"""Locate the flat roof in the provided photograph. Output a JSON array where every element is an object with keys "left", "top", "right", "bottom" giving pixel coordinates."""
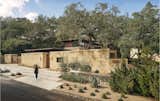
[{"left": 24, "top": 48, "right": 68, "bottom": 52}]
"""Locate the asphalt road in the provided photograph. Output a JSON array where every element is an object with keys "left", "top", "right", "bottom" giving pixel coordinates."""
[{"left": 1, "top": 76, "right": 82, "bottom": 101}]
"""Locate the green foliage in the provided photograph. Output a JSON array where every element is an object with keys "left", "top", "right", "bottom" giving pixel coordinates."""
[
  {"left": 80, "top": 65, "right": 92, "bottom": 72},
  {"left": 102, "top": 93, "right": 110, "bottom": 99},
  {"left": 91, "top": 77, "right": 100, "bottom": 88},
  {"left": 16, "top": 72, "right": 22, "bottom": 75},
  {"left": 94, "top": 70, "right": 99, "bottom": 73},
  {"left": 11, "top": 73, "right": 16, "bottom": 76},
  {"left": 106, "top": 91, "right": 111, "bottom": 95},
  {"left": 68, "top": 87, "right": 72, "bottom": 90},
  {"left": 83, "top": 86, "right": 87, "bottom": 90},
  {"left": 68, "top": 62, "right": 92, "bottom": 72},
  {"left": 95, "top": 89, "right": 99, "bottom": 93},
  {"left": 121, "top": 93, "right": 127, "bottom": 98},
  {"left": 109, "top": 58, "right": 159, "bottom": 99},
  {"left": 74, "top": 84, "right": 77, "bottom": 88},
  {"left": 61, "top": 73, "right": 89, "bottom": 84},
  {"left": 1, "top": 2, "right": 158, "bottom": 58},
  {"left": 60, "top": 63, "right": 69, "bottom": 72},
  {"left": 68, "top": 62, "right": 81, "bottom": 70},
  {"left": 60, "top": 85, "right": 64, "bottom": 89},
  {"left": 118, "top": 97, "right": 123, "bottom": 101},
  {"left": 78, "top": 88, "right": 85, "bottom": 93},
  {"left": 90, "top": 92, "right": 96, "bottom": 96}
]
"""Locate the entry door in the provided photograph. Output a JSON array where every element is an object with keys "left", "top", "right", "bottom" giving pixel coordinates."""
[{"left": 46, "top": 53, "right": 50, "bottom": 68}]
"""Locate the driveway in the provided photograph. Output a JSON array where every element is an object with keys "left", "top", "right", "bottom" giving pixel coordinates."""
[
  {"left": 1, "top": 76, "right": 83, "bottom": 101},
  {"left": 0, "top": 64, "right": 62, "bottom": 90}
]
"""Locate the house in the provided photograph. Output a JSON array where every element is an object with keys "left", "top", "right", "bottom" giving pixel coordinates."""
[
  {"left": 20, "top": 46, "right": 127, "bottom": 74},
  {"left": 21, "top": 48, "right": 67, "bottom": 68},
  {"left": 3, "top": 39, "right": 128, "bottom": 74},
  {"left": 49, "top": 48, "right": 127, "bottom": 74}
]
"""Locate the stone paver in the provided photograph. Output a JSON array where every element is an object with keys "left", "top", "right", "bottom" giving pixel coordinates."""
[{"left": 0, "top": 64, "right": 62, "bottom": 90}]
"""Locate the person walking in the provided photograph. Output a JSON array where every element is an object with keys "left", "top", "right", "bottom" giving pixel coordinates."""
[{"left": 34, "top": 65, "right": 39, "bottom": 79}]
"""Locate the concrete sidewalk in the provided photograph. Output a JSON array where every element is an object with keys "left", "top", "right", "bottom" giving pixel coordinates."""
[{"left": 0, "top": 64, "right": 62, "bottom": 90}]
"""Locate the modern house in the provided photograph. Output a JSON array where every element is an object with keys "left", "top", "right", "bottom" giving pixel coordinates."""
[
  {"left": 4, "top": 39, "right": 128, "bottom": 74},
  {"left": 19, "top": 40, "right": 127, "bottom": 74}
]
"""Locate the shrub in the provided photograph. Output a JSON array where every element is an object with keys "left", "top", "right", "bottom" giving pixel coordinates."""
[
  {"left": 90, "top": 92, "right": 96, "bottom": 96},
  {"left": 95, "top": 89, "right": 99, "bottom": 93},
  {"left": 65, "top": 83, "right": 69, "bottom": 86},
  {"left": 78, "top": 88, "right": 84, "bottom": 93},
  {"left": 94, "top": 70, "right": 99, "bottom": 73},
  {"left": 109, "top": 58, "right": 159, "bottom": 99},
  {"left": 1, "top": 69, "right": 10, "bottom": 73},
  {"left": 102, "top": 93, "right": 110, "bottom": 99},
  {"left": 80, "top": 65, "right": 91, "bottom": 72},
  {"left": 61, "top": 73, "right": 89, "bottom": 84},
  {"left": 60, "top": 63, "right": 69, "bottom": 72},
  {"left": 69, "top": 87, "right": 72, "bottom": 90},
  {"left": 67, "top": 62, "right": 92, "bottom": 72},
  {"left": 106, "top": 91, "right": 111, "bottom": 95},
  {"left": 83, "top": 86, "right": 87, "bottom": 90},
  {"left": 74, "top": 84, "right": 77, "bottom": 88},
  {"left": 16, "top": 72, "right": 22, "bottom": 75},
  {"left": 11, "top": 73, "right": 16, "bottom": 76},
  {"left": 60, "top": 85, "right": 64, "bottom": 89},
  {"left": 118, "top": 97, "right": 123, "bottom": 101},
  {"left": 121, "top": 93, "right": 127, "bottom": 98},
  {"left": 91, "top": 77, "right": 100, "bottom": 88},
  {"left": 68, "top": 62, "right": 81, "bottom": 70},
  {"left": 4, "top": 69, "right": 10, "bottom": 73}
]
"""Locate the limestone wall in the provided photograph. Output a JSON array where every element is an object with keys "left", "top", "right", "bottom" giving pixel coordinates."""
[
  {"left": 21, "top": 52, "right": 47, "bottom": 68},
  {"left": 49, "top": 49, "right": 116, "bottom": 74},
  {"left": 0, "top": 54, "right": 4, "bottom": 64}
]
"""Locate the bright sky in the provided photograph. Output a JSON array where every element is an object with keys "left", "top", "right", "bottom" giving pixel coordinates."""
[{"left": 0, "top": 0, "right": 159, "bottom": 21}]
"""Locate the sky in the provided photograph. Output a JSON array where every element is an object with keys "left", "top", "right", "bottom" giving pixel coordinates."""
[{"left": 0, "top": 0, "right": 159, "bottom": 21}]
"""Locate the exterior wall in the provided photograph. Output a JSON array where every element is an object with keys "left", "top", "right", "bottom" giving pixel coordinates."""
[
  {"left": 130, "top": 48, "right": 138, "bottom": 59},
  {"left": 49, "top": 48, "right": 124, "bottom": 74},
  {"left": 4, "top": 54, "right": 12, "bottom": 63},
  {"left": 12, "top": 54, "right": 18, "bottom": 63},
  {"left": 21, "top": 52, "right": 48, "bottom": 68},
  {"left": 4, "top": 54, "right": 18, "bottom": 64},
  {"left": 18, "top": 56, "right": 21, "bottom": 64},
  {"left": 0, "top": 54, "right": 4, "bottom": 64}
]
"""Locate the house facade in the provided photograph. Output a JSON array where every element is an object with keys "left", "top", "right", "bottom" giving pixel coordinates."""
[
  {"left": 19, "top": 47, "right": 127, "bottom": 74},
  {"left": 3, "top": 40, "right": 128, "bottom": 74}
]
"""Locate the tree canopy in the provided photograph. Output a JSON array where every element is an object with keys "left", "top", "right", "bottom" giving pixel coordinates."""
[{"left": 0, "top": 2, "right": 159, "bottom": 58}]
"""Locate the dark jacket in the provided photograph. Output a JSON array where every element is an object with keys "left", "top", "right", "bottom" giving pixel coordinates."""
[{"left": 34, "top": 67, "right": 39, "bottom": 74}]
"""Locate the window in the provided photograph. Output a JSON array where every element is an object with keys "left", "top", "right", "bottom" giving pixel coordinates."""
[
  {"left": 57, "top": 57, "right": 63, "bottom": 63},
  {"left": 110, "top": 53, "right": 116, "bottom": 58}
]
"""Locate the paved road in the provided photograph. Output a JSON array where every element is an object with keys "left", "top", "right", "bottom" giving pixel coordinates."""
[{"left": 1, "top": 76, "right": 82, "bottom": 101}]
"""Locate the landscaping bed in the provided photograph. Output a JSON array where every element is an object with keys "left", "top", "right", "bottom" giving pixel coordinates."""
[{"left": 57, "top": 81, "right": 154, "bottom": 101}]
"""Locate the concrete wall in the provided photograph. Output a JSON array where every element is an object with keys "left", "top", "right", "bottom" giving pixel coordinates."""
[
  {"left": 4, "top": 54, "right": 18, "bottom": 64},
  {"left": 21, "top": 52, "right": 48, "bottom": 68},
  {"left": 49, "top": 48, "right": 123, "bottom": 74}
]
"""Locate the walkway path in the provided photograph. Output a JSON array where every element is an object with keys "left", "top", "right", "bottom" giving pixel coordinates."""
[{"left": 0, "top": 64, "right": 62, "bottom": 90}]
